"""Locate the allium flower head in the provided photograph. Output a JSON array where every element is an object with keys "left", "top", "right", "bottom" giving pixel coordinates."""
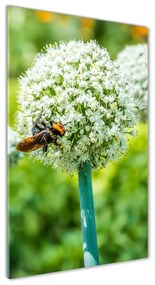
[
  {"left": 16, "top": 40, "right": 141, "bottom": 173},
  {"left": 116, "top": 44, "right": 148, "bottom": 120}
]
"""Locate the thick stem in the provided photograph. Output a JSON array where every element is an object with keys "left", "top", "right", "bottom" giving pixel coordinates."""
[{"left": 78, "top": 160, "right": 99, "bottom": 267}]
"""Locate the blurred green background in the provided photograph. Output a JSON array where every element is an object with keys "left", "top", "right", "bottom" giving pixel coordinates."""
[{"left": 8, "top": 6, "right": 148, "bottom": 278}]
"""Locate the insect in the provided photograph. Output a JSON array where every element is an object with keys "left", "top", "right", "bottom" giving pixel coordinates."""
[{"left": 16, "top": 116, "right": 65, "bottom": 153}]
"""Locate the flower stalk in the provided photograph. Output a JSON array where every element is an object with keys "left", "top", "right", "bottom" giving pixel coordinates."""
[{"left": 78, "top": 160, "right": 99, "bottom": 267}]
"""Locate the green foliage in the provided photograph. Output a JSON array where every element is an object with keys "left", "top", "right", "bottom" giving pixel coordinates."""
[
  {"left": 95, "top": 124, "right": 148, "bottom": 264},
  {"left": 8, "top": 79, "right": 18, "bottom": 126},
  {"left": 9, "top": 159, "right": 83, "bottom": 277},
  {"left": 8, "top": 6, "right": 147, "bottom": 77}
]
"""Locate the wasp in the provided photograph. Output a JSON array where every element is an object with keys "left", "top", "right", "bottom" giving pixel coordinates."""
[{"left": 16, "top": 116, "right": 65, "bottom": 153}]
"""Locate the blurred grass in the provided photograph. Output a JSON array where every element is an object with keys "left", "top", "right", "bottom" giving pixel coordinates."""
[
  {"left": 8, "top": 6, "right": 148, "bottom": 77},
  {"left": 8, "top": 6, "right": 148, "bottom": 278},
  {"left": 8, "top": 79, "right": 18, "bottom": 126}
]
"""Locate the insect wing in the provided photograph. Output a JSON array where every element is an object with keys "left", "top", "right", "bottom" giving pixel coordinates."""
[{"left": 16, "top": 131, "right": 46, "bottom": 152}]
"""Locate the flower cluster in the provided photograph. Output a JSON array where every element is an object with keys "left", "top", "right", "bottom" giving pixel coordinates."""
[
  {"left": 16, "top": 40, "right": 141, "bottom": 173},
  {"left": 116, "top": 44, "right": 148, "bottom": 120},
  {"left": 8, "top": 126, "right": 23, "bottom": 166}
]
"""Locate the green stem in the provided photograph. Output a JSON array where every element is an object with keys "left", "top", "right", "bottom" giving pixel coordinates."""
[{"left": 78, "top": 160, "right": 99, "bottom": 267}]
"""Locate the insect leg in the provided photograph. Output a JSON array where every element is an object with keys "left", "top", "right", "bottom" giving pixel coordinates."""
[
  {"left": 54, "top": 137, "right": 59, "bottom": 146},
  {"left": 40, "top": 121, "right": 47, "bottom": 129},
  {"left": 32, "top": 119, "right": 48, "bottom": 135},
  {"left": 31, "top": 123, "right": 43, "bottom": 135},
  {"left": 32, "top": 109, "right": 46, "bottom": 134},
  {"left": 43, "top": 145, "right": 48, "bottom": 152}
]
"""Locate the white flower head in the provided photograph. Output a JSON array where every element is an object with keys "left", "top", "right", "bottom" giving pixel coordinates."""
[
  {"left": 116, "top": 44, "right": 148, "bottom": 120},
  {"left": 16, "top": 40, "right": 141, "bottom": 173}
]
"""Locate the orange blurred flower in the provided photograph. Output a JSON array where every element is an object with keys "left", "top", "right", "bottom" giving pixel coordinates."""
[
  {"left": 35, "top": 10, "right": 54, "bottom": 23},
  {"left": 131, "top": 26, "right": 148, "bottom": 38},
  {"left": 80, "top": 17, "right": 95, "bottom": 40},
  {"left": 80, "top": 17, "right": 95, "bottom": 30}
]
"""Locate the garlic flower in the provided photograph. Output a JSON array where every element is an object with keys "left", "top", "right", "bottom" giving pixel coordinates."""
[
  {"left": 116, "top": 44, "right": 148, "bottom": 120},
  {"left": 16, "top": 40, "right": 142, "bottom": 173}
]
